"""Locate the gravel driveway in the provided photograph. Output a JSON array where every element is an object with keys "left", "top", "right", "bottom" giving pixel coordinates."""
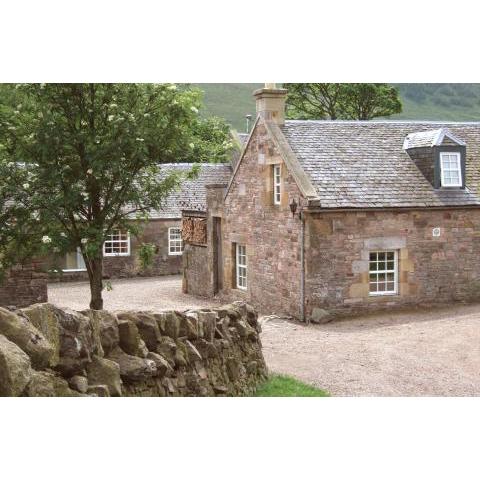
[
  {"left": 48, "top": 275, "right": 220, "bottom": 312},
  {"left": 261, "top": 304, "right": 480, "bottom": 396},
  {"left": 49, "top": 276, "right": 480, "bottom": 396}
]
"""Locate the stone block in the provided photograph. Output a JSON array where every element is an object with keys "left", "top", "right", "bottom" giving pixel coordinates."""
[
  {"left": 349, "top": 283, "right": 369, "bottom": 298},
  {"left": 0, "top": 306, "right": 55, "bottom": 370},
  {"left": 86, "top": 356, "right": 122, "bottom": 396},
  {"left": 0, "top": 333, "right": 32, "bottom": 396}
]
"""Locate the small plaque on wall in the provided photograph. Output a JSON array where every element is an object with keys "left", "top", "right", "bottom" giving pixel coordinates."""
[{"left": 432, "top": 227, "right": 441, "bottom": 237}]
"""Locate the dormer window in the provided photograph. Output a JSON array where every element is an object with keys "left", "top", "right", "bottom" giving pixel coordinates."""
[
  {"left": 440, "top": 152, "right": 462, "bottom": 187},
  {"left": 404, "top": 128, "right": 466, "bottom": 190}
]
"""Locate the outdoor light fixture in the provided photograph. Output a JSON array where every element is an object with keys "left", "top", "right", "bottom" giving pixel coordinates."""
[{"left": 289, "top": 197, "right": 298, "bottom": 217}]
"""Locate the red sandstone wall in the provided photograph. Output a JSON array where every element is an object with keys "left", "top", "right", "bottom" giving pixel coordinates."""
[
  {"left": 50, "top": 219, "right": 183, "bottom": 282},
  {"left": 103, "top": 219, "right": 183, "bottom": 278},
  {"left": 305, "top": 208, "right": 480, "bottom": 318},
  {"left": 221, "top": 120, "right": 304, "bottom": 317}
]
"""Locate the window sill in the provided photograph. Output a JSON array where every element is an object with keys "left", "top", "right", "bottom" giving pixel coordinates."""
[
  {"left": 168, "top": 252, "right": 183, "bottom": 256},
  {"left": 62, "top": 269, "right": 87, "bottom": 273},
  {"left": 103, "top": 253, "right": 130, "bottom": 257},
  {"left": 369, "top": 292, "right": 398, "bottom": 297}
]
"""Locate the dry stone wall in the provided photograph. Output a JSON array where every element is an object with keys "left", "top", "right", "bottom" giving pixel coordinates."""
[{"left": 0, "top": 301, "right": 267, "bottom": 397}]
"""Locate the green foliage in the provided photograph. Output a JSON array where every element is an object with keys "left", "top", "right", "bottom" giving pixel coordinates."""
[
  {"left": 138, "top": 242, "right": 157, "bottom": 270},
  {"left": 185, "top": 116, "right": 236, "bottom": 164},
  {"left": 196, "top": 84, "right": 480, "bottom": 127},
  {"left": 0, "top": 83, "right": 230, "bottom": 306},
  {"left": 254, "top": 374, "right": 329, "bottom": 397},
  {"left": 283, "top": 83, "right": 402, "bottom": 120},
  {"left": 394, "top": 84, "right": 480, "bottom": 120}
]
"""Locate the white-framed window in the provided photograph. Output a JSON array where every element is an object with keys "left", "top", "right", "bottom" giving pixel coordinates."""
[
  {"left": 369, "top": 251, "right": 398, "bottom": 296},
  {"left": 236, "top": 244, "right": 247, "bottom": 290},
  {"left": 273, "top": 164, "right": 282, "bottom": 205},
  {"left": 168, "top": 227, "right": 183, "bottom": 255},
  {"left": 103, "top": 230, "right": 130, "bottom": 256},
  {"left": 440, "top": 152, "right": 462, "bottom": 187},
  {"left": 62, "top": 248, "right": 86, "bottom": 272}
]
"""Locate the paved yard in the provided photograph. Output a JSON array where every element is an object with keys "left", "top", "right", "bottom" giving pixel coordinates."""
[
  {"left": 261, "top": 305, "right": 480, "bottom": 396},
  {"left": 48, "top": 275, "right": 220, "bottom": 312},
  {"left": 49, "top": 276, "right": 480, "bottom": 396}
]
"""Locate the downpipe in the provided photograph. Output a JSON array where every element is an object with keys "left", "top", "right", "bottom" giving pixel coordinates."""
[{"left": 300, "top": 210, "right": 308, "bottom": 324}]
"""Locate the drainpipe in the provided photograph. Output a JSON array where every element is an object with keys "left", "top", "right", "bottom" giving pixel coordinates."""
[{"left": 300, "top": 210, "right": 307, "bottom": 324}]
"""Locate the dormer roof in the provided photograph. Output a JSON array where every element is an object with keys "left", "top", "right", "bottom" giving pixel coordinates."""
[{"left": 403, "top": 128, "right": 466, "bottom": 150}]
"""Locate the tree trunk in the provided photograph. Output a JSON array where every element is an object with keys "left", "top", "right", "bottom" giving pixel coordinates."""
[{"left": 87, "top": 257, "right": 104, "bottom": 310}]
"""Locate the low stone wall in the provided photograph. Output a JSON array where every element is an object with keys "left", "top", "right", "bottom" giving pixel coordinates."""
[
  {"left": 0, "top": 263, "right": 48, "bottom": 308},
  {"left": 0, "top": 301, "right": 267, "bottom": 397}
]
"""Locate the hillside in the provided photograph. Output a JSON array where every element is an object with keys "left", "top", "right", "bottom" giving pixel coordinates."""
[{"left": 194, "top": 83, "right": 480, "bottom": 132}]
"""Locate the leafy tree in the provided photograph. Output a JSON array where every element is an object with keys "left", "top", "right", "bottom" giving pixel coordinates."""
[
  {"left": 185, "top": 116, "right": 235, "bottom": 163},
  {"left": 0, "top": 83, "right": 229, "bottom": 309},
  {"left": 283, "top": 83, "right": 402, "bottom": 120}
]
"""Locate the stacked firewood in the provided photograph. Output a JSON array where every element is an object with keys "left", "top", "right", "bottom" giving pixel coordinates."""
[{"left": 182, "top": 217, "right": 207, "bottom": 245}]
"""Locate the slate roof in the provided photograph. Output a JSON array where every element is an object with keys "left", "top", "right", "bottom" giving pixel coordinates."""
[
  {"left": 144, "top": 163, "right": 232, "bottom": 219},
  {"left": 280, "top": 120, "right": 480, "bottom": 209}
]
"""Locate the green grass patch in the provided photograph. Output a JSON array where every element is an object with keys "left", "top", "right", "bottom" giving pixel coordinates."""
[{"left": 254, "top": 374, "right": 329, "bottom": 397}]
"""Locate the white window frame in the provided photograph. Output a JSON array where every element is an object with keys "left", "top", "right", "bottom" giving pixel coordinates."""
[
  {"left": 440, "top": 152, "right": 462, "bottom": 187},
  {"left": 62, "top": 247, "right": 87, "bottom": 272},
  {"left": 369, "top": 250, "right": 398, "bottom": 296},
  {"left": 236, "top": 244, "right": 247, "bottom": 290},
  {"left": 168, "top": 227, "right": 183, "bottom": 256},
  {"left": 103, "top": 230, "right": 131, "bottom": 257},
  {"left": 273, "top": 164, "right": 282, "bottom": 205}
]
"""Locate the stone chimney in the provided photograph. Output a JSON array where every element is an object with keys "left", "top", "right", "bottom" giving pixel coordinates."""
[{"left": 253, "top": 83, "right": 287, "bottom": 126}]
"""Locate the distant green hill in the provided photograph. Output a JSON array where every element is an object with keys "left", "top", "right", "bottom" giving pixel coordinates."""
[{"left": 194, "top": 83, "right": 480, "bottom": 132}]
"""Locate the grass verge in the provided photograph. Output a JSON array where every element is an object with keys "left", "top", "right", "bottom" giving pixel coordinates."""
[{"left": 254, "top": 374, "right": 329, "bottom": 397}]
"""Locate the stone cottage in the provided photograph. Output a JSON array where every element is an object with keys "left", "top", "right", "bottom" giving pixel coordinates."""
[
  {"left": 53, "top": 162, "right": 232, "bottom": 280},
  {"left": 183, "top": 85, "right": 480, "bottom": 321},
  {"left": 0, "top": 162, "right": 232, "bottom": 306}
]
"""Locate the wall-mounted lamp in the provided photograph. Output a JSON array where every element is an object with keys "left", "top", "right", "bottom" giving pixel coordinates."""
[{"left": 289, "top": 197, "right": 298, "bottom": 217}]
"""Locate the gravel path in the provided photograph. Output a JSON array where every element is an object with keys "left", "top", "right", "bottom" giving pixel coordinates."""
[
  {"left": 48, "top": 275, "right": 220, "bottom": 312},
  {"left": 261, "top": 304, "right": 480, "bottom": 396}
]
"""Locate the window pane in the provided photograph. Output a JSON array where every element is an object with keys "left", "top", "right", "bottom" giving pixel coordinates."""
[{"left": 369, "top": 250, "right": 397, "bottom": 295}]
